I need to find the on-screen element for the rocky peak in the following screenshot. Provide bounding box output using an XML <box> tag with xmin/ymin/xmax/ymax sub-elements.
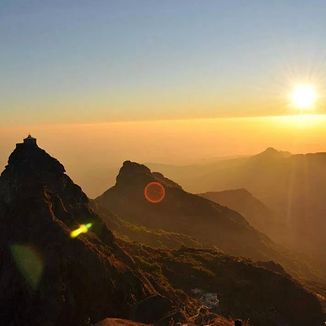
<box><xmin>0</xmin><ymin>139</ymin><xmax>160</xmax><ymax>325</ymax></box>
<box><xmin>0</xmin><ymin>136</ymin><xmax>87</xmax><ymax>221</ymax></box>
<box><xmin>116</xmin><ymin>161</ymin><xmax>151</xmax><ymax>184</ymax></box>
<box><xmin>257</xmin><ymin>147</ymin><xmax>281</xmax><ymax>158</ymax></box>
<box><xmin>115</xmin><ymin>160</ymin><xmax>182</xmax><ymax>190</ymax></box>
<box><xmin>2</xmin><ymin>136</ymin><xmax>65</xmax><ymax>179</ymax></box>
<box><xmin>263</xmin><ymin>147</ymin><xmax>279</xmax><ymax>154</ymax></box>
<box><xmin>252</xmin><ymin>147</ymin><xmax>291</xmax><ymax>161</ymax></box>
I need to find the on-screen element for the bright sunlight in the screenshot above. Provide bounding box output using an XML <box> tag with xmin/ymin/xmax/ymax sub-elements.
<box><xmin>290</xmin><ymin>84</ymin><xmax>317</xmax><ymax>110</ymax></box>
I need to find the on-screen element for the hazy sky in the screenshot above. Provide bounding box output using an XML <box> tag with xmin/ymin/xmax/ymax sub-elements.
<box><xmin>1</xmin><ymin>1</ymin><xmax>326</xmax><ymax>196</ymax></box>
<box><xmin>1</xmin><ymin>0</ymin><xmax>326</xmax><ymax>124</ymax></box>
<box><xmin>1</xmin><ymin>116</ymin><xmax>326</xmax><ymax>197</ymax></box>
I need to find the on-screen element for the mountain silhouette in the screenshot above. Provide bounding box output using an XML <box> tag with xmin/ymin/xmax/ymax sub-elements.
<box><xmin>0</xmin><ymin>137</ymin><xmax>172</xmax><ymax>325</ymax></box>
<box><xmin>0</xmin><ymin>138</ymin><xmax>323</xmax><ymax>325</ymax></box>
<box><xmin>96</xmin><ymin>161</ymin><xmax>279</xmax><ymax>261</ymax></box>
<box><xmin>147</xmin><ymin>149</ymin><xmax>326</xmax><ymax>274</ymax></box>
<box><xmin>96</xmin><ymin>160</ymin><xmax>326</xmax><ymax>288</ymax></box>
<box><xmin>199</xmin><ymin>189</ymin><xmax>287</xmax><ymax>243</ymax></box>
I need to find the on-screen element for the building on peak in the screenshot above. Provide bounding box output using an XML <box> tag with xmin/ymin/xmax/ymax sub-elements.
<box><xmin>23</xmin><ymin>134</ymin><xmax>37</xmax><ymax>146</ymax></box>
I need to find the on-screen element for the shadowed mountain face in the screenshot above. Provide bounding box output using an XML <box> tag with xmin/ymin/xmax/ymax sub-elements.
<box><xmin>0</xmin><ymin>138</ymin><xmax>174</xmax><ymax>325</ymax></box>
<box><xmin>199</xmin><ymin>189</ymin><xmax>288</xmax><ymax>244</ymax></box>
<box><xmin>148</xmin><ymin>148</ymin><xmax>326</xmax><ymax>268</ymax></box>
<box><xmin>91</xmin><ymin>200</ymin><xmax>204</xmax><ymax>250</ymax></box>
<box><xmin>95</xmin><ymin>161</ymin><xmax>326</xmax><ymax>288</ymax></box>
<box><xmin>98</xmin><ymin>160</ymin><xmax>326</xmax><ymax>289</ymax></box>
<box><xmin>121</xmin><ymin>243</ymin><xmax>324</xmax><ymax>326</ymax></box>
<box><xmin>96</xmin><ymin>161</ymin><xmax>280</xmax><ymax>261</ymax></box>
<box><xmin>0</xmin><ymin>139</ymin><xmax>324</xmax><ymax>325</ymax></box>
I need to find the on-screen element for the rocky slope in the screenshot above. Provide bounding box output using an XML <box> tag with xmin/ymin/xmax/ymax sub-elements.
<box><xmin>121</xmin><ymin>243</ymin><xmax>323</xmax><ymax>326</ymax></box>
<box><xmin>149</xmin><ymin>148</ymin><xmax>326</xmax><ymax>269</ymax></box>
<box><xmin>0</xmin><ymin>138</ymin><xmax>189</xmax><ymax>325</ymax></box>
<box><xmin>0</xmin><ymin>138</ymin><xmax>323</xmax><ymax>325</ymax></box>
<box><xmin>199</xmin><ymin>189</ymin><xmax>287</xmax><ymax>244</ymax></box>
<box><xmin>91</xmin><ymin>201</ymin><xmax>203</xmax><ymax>250</ymax></box>
<box><xmin>96</xmin><ymin>161</ymin><xmax>281</xmax><ymax>261</ymax></box>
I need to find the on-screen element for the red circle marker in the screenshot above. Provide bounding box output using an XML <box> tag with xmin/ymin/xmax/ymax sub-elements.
<box><xmin>144</xmin><ymin>182</ymin><xmax>166</xmax><ymax>204</ymax></box>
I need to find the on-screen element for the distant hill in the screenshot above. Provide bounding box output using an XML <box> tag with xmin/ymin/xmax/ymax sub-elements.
<box><xmin>95</xmin><ymin>161</ymin><xmax>326</xmax><ymax>289</ymax></box>
<box><xmin>147</xmin><ymin>148</ymin><xmax>326</xmax><ymax>269</ymax></box>
<box><xmin>199</xmin><ymin>189</ymin><xmax>288</xmax><ymax>244</ymax></box>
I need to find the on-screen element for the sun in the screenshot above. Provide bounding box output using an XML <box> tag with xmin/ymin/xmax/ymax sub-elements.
<box><xmin>290</xmin><ymin>84</ymin><xmax>317</xmax><ymax>110</ymax></box>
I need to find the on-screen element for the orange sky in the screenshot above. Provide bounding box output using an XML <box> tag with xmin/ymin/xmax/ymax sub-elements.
<box><xmin>1</xmin><ymin>115</ymin><xmax>326</xmax><ymax>197</ymax></box>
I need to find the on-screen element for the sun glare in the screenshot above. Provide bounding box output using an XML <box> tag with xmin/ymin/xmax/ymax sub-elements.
<box><xmin>290</xmin><ymin>84</ymin><xmax>317</xmax><ymax>110</ymax></box>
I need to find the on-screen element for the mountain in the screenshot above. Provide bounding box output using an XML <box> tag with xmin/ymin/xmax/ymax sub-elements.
<box><xmin>122</xmin><ymin>243</ymin><xmax>324</xmax><ymax>326</ymax></box>
<box><xmin>0</xmin><ymin>136</ymin><xmax>186</xmax><ymax>325</ymax></box>
<box><xmin>0</xmin><ymin>137</ymin><xmax>324</xmax><ymax>325</ymax></box>
<box><xmin>96</xmin><ymin>161</ymin><xmax>281</xmax><ymax>262</ymax></box>
<box><xmin>147</xmin><ymin>148</ymin><xmax>291</xmax><ymax>195</ymax></box>
<box><xmin>95</xmin><ymin>160</ymin><xmax>326</xmax><ymax>290</ymax></box>
<box><xmin>147</xmin><ymin>148</ymin><xmax>326</xmax><ymax>270</ymax></box>
<box><xmin>199</xmin><ymin>189</ymin><xmax>287</xmax><ymax>243</ymax></box>
<box><xmin>91</xmin><ymin>200</ymin><xmax>204</xmax><ymax>250</ymax></box>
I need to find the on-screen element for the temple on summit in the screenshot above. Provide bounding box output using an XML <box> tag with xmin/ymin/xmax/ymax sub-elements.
<box><xmin>23</xmin><ymin>134</ymin><xmax>37</xmax><ymax>146</ymax></box>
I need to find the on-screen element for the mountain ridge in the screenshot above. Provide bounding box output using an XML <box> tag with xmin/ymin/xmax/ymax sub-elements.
<box><xmin>0</xmin><ymin>138</ymin><xmax>177</xmax><ymax>325</ymax></box>
<box><xmin>146</xmin><ymin>148</ymin><xmax>326</xmax><ymax>271</ymax></box>
<box><xmin>0</xmin><ymin>138</ymin><xmax>324</xmax><ymax>325</ymax></box>
<box><xmin>199</xmin><ymin>188</ymin><xmax>287</xmax><ymax>244</ymax></box>
<box><xmin>96</xmin><ymin>160</ymin><xmax>275</xmax><ymax>260</ymax></box>
<box><xmin>95</xmin><ymin>160</ymin><xmax>326</xmax><ymax>289</ymax></box>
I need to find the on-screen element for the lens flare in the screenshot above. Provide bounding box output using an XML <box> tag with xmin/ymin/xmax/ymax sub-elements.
<box><xmin>70</xmin><ymin>223</ymin><xmax>93</xmax><ymax>238</ymax></box>
<box><xmin>10</xmin><ymin>244</ymin><xmax>43</xmax><ymax>290</ymax></box>
<box><xmin>144</xmin><ymin>182</ymin><xmax>166</xmax><ymax>204</ymax></box>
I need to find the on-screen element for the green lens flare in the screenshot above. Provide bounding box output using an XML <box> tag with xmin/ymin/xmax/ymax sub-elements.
<box><xmin>10</xmin><ymin>244</ymin><xmax>43</xmax><ymax>290</ymax></box>
<box><xmin>70</xmin><ymin>223</ymin><xmax>93</xmax><ymax>238</ymax></box>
